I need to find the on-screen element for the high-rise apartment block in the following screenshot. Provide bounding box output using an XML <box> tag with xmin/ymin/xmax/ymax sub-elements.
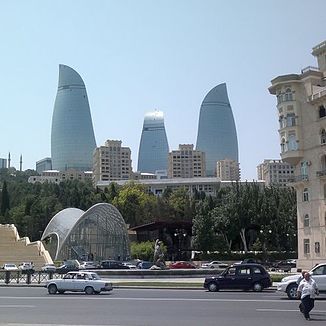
<box><xmin>216</xmin><ymin>159</ymin><xmax>240</xmax><ymax>181</ymax></box>
<box><xmin>93</xmin><ymin>140</ymin><xmax>132</xmax><ymax>184</ymax></box>
<box><xmin>36</xmin><ymin>158</ymin><xmax>52</xmax><ymax>174</ymax></box>
<box><xmin>168</xmin><ymin>144</ymin><xmax>205</xmax><ymax>178</ymax></box>
<box><xmin>269</xmin><ymin>40</ymin><xmax>326</xmax><ymax>269</ymax></box>
<box><xmin>0</xmin><ymin>158</ymin><xmax>7</xmax><ymax>169</ymax></box>
<box><xmin>51</xmin><ymin>65</ymin><xmax>97</xmax><ymax>171</ymax></box>
<box><xmin>196</xmin><ymin>83</ymin><xmax>238</xmax><ymax>176</ymax></box>
<box><xmin>257</xmin><ymin>159</ymin><xmax>294</xmax><ymax>187</ymax></box>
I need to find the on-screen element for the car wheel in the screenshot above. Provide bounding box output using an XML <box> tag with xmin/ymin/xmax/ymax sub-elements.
<box><xmin>286</xmin><ymin>283</ymin><xmax>298</xmax><ymax>300</ymax></box>
<box><xmin>207</xmin><ymin>282</ymin><xmax>218</xmax><ymax>292</ymax></box>
<box><xmin>210</xmin><ymin>266</ymin><xmax>215</xmax><ymax>269</ymax></box>
<box><xmin>253</xmin><ymin>282</ymin><xmax>263</xmax><ymax>292</ymax></box>
<box><xmin>85</xmin><ymin>286</ymin><xmax>94</xmax><ymax>295</ymax></box>
<box><xmin>48</xmin><ymin>284</ymin><xmax>57</xmax><ymax>295</ymax></box>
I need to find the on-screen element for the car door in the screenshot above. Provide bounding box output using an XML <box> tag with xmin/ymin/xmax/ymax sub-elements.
<box><xmin>311</xmin><ymin>265</ymin><xmax>326</xmax><ymax>291</ymax></box>
<box><xmin>220</xmin><ymin>267</ymin><xmax>237</xmax><ymax>289</ymax></box>
<box><xmin>233</xmin><ymin>266</ymin><xmax>252</xmax><ymax>289</ymax></box>
<box><xmin>72</xmin><ymin>273</ymin><xmax>87</xmax><ymax>291</ymax></box>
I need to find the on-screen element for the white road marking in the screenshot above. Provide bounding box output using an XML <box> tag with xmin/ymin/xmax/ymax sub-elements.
<box><xmin>257</xmin><ymin>308</ymin><xmax>326</xmax><ymax>313</ymax></box>
<box><xmin>0</xmin><ymin>305</ymin><xmax>35</xmax><ymax>308</ymax></box>
<box><xmin>0</xmin><ymin>296</ymin><xmax>305</xmax><ymax>303</ymax></box>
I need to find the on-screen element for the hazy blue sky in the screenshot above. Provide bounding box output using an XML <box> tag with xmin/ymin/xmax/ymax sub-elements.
<box><xmin>1</xmin><ymin>0</ymin><xmax>325</xmax><ymax>180</ymax></box>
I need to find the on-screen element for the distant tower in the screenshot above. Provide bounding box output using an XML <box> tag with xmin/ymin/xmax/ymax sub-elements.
<box><xmin>137</xmin><ymin>111</ymin><xmax>169</xmax><ymax>173</ymax></box>
<box><xmin>51</xmin><ymin>64</ymin><xmax>97</xmax><ymax>171</ymax></box>
<box><xmin>19</xmin><ymin>154</ymin><xmax>22</xmax><ymax>171</ymax></box>
<box><xmin>196</xmin><ymin>83</ymin><xmax>238</xmax><ymax>176</ymax></box>
<box><xmin>8</xmin><ymin>152</ymin><xmax>11</xmax><ymax>168</ymax></box>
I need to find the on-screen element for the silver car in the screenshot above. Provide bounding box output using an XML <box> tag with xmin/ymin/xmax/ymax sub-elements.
<box><xmin>45</xmin><ymin>271</ymin><xmax>113</xmax><ymax>295</ymax></box>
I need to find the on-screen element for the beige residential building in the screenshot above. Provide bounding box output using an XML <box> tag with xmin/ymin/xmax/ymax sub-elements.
<box><xmin>269</xmin><ymin>40</ymin><xmax>326</xmax><ymax>269</ymax></box>
<box><xmin>93</xmin><ymin>140</ymin><xmax>132</xmax><ymax>184</ymax></box>
<box><xmin>216</xmin><ymin>159</ymin><xmax>240</xmax><ymax>181</ymax></box>
<box><xmin>168</xmin><ymin>144</ymin><xmax>205</xmax><ymax>178</ymax></box>
<box><xmin>257</xmin><ymin>159</ymin><xmax>294</xmax><ymax>187</ymax></box>
<box><xmin>28</xmin><ymin>169</ymin><xmax>92</xmax><ymax>184</ymax></box>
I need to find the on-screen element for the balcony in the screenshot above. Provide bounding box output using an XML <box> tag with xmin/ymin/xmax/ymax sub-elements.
<box><xmin>316</xmin><ymin>169</ymin><xmax>326</xmax><ymax>178</ymax></box>
<box><xmin>288</xmin><ymin>174</ymin><xmax>309</xmax><ymax>183</ymax></box>
<box><xmin>307</xmin><ymin>87</ymin><xmax>326</xmax><ymax>103</ymax></box>
<box><xmin>281</xmin><ymin>149</ymin><xmax>304</xmax><ymax>165</ymax></box>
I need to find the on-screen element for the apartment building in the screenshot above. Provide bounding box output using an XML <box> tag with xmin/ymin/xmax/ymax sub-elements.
<box><xmin>93</xmin><ymin>140</ymin><xmax>132</xmax><ymax>184</ymax></box>
<box><xmin>168</xmin><ymin>144</ymin><xmax>205</xmax><ymax>178</ymax></box>
<box><xmin>269</xmin><ymin>40</ymin><xmax>326</xmax><ymax>269</ymax></box>
<box><xmin>257</xmin><ymin>159</ymin><xmax>294</xmax><ymax>187</ymax></box>
<box><xmin>216</xmin><ymin>158</ymin><xmax>240</xmax><ymax>181</ymax></box>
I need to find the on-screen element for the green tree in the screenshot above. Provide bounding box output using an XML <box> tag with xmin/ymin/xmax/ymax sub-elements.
<box><xmin>192</xmin><ymin>201</ymin><xmax>218</xmax><ymax>253</ymax></box>
<box><xmin>1</xmin><ymin>180</ymin><xmax>10</xmax><ymax>216</ymax></box>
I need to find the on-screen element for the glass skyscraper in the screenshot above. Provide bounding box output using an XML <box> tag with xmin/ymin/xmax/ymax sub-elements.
<box><xmin>51</xmin><ymin>65</ymin><xmax>97</xmax><ymax>171</ymax></box>
<box><xmin>196</xmin><ymin>83</ymin><xmax>238</xmax><ymax>176</ymax></box>
<box><xmin>137</xmin><ymin>111</ymin><xmax>169</xmax><ymax>173</ymax></box>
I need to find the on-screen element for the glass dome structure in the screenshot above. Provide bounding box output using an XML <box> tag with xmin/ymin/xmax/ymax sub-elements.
<box><xmin>41</xmin><ymin>203</ymin><xmax>130</xmax><ymax>261</ymax></box>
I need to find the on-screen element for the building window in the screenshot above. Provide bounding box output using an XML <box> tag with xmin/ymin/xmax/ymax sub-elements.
<box><xmin>319</xmin><ymin>105</ymin><xmax>326</xmax><ymax>118</ymax></box>
<box><xmin>303</xmin><ymin>239</ymin><xmax>310</xmax><ymax>254</ymax></box>
<box><xmin>304</xmin><ymin>214</ymin><xmax>310</xmax><ymax>227</ymax></box>
<box><xmin>315</xmin><ymin>242</ymin><xmax>320</xmax><ymax>254</ymax></box>
<box><xmin>284</xmin><ymin>88</ymin><xmax>293</xmax><ymax>101</ymax></box>
<box><xmin>281</xmin><ymin>138</ymin><xmax>286</xmax><ymax>153</ymax></box>
<box><xmin>300</xmin><ymin>161</ymin><xmax>309</xmax><ymax>177</ymax></box>
<box><xmin>288</xmin><ymin>134</ymin><xmax>298</xmax><ymax>150</ymax></box>
<box><xmin>279</xmin><ymin>115</ymin><xmax>284</xmax><ymax>129</ymax></box>
<box><xmin>321</xmin><ymin>129</ymin><xmax>326</xmax><ymax>144</ymax></box>
<box><xmin>303</xmin><ymin>188</ymin><xmax>309</xmax><ymax>202</ymax></box>
<box><xmin>286</xmin><ymin>113</ymin><xmax>296</xmax><ymax>127</ymax></box>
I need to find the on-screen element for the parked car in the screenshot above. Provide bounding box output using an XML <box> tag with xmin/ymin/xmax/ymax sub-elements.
<box><xmin>234</xmin><ymin>258</ymin><xmax>260</xmax><ymax>265</ymax></box>
<box><xmin>100</xmin><ymin>260</ymin><xmax>130</xmax><ymax>269</ymax></box>
<box><xmin>273</xmin><ymin>259</ymin><xmax>296</xmax><ymax>272</ymax></box>
<box><xmin>18</xmin><ymin>262</ymin><xmax>35</xmax><ymax>273</ymax></box>
<box><xmin>41</xmin><ymin>263</ymin><xmax>57</xmax><ymax>273</ymax></box>
<box><xmin>79</xmin><ymin>261</ymin><xmax>99</xmax><ymax>270</ymax></box>
<box><xmin>169</xmin><ymin>261</ymin><xmax>197</xmax><ymax>269</ymax></box>
<box><xmin>45</xmin><ymin>271</ymin><xmax>113</xmax><ymax>295</ymax></box>
<box><xmin>204</xmin><ymin>263</ymin><xmax>272</xmax><ymax>292</ymax></box>
<box><xmin>277</xmin><ymin>263</ymin><xmax>326</xmax><ymax>299</ymax></box>
<box><xmin>56</xmin><ymin>264</ymin><xmax>79</xmax><ymax>274</ymax></box>
<box><xmin>2</xmin><ymin>263</ymin><xmax>18</xmax><ymax>271</ymax></box>
<box><xmin>136</xmin><ymin>261</ymin><xmax>154</xmax><ymax>269</ymax></box>
<box><xmin>122</xmin><ymin>262</ymin><xmax>137</xmax><ymax>269</ymax></box>
<box><xmin>201</xmin><ymin>261</ymin><xmax>229</xmax><ymax>269</ymax></box>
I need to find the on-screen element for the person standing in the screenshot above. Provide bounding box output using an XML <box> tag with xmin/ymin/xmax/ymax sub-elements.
<box><xmin>297</xmin><ymin>272</ymin><xmax>319</xmax><ymax>320</ymax></box>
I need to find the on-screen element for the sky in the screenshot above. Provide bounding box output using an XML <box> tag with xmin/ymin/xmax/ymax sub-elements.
<box><xmin>1</xmin><ymin>0</ymin><xmax>326</xmax><ymax>180</ymax></box>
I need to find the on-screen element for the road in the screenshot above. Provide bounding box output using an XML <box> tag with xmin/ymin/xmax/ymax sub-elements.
<box><xmin>0</xmin><ymin>287</ymin><xmax>325</xmax><ymax>326</ymax></box>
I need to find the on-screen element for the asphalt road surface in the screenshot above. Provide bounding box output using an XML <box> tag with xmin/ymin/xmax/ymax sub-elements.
<box><xmin>0</xmin><ymin>287</ymin><xmax>325</xmax><ymax>326</ymax></box>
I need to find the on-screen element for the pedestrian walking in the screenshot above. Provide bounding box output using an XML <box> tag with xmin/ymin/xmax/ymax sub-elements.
<box><xmin>297</xmin><ymin>272</ymin><xmax>319</xmax><ymax>320</ymax></box>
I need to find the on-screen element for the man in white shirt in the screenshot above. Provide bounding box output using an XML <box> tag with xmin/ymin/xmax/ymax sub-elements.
<box><xmin>297</xmin><ymin>272</ymin><xmax>319</xmax><ymax>320</ymax></box>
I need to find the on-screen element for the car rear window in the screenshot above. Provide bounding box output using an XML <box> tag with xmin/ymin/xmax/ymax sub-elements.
<box><xmin>238</xmin><ymin>268</ymin><xmax>251</xmax><ymax>275</ymax></box>
<box><xmin>253</xmin><ymin>267</ymin><xmax>263</xmax><ymax>274</ymax></box>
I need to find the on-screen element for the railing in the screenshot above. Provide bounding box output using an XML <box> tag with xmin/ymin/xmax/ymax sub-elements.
<box><xmin>316</xmin><ymin>170</ymin><xmax>326</xmax><ymax>177</ymax></box>
<box><xmin>308</xmin><ymin>88</ymin><xmax>326</xmax><ymax>102</ymax></box>
<box><xmin>288</xmin><ymin>175</ymin><xmax>309</xmax><ymax>182</ymax></box>
<box><xmin>301</xmin><ymin>66</ymin><xmax>320</xmax><ymax>74</ymax></box>
<box><xmin>0</xmin><ymin>270</ymin><xmax>57</xmax><ymax>284</ymax></box>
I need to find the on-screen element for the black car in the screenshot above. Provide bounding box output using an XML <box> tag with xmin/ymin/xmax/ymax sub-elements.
<box><xmin>204</xmin><ymin>263</ymin><xmax>272</xmax><ymax>292</ymax></box>
<box><xmin>55</xmin><ymin>264</ymin><xmax>79</xmax><ymax>274</ymax></box>
<box><xmin>100</xmin><ymin>260</ymin><xmax>130</xmax><ymax>269</ymax></box>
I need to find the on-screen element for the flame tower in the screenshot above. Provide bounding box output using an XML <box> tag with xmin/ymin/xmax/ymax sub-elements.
<box><xmin>51</xmin><ymin>65</ymin><xmax>96</xmax><ymax>171</ymax></box>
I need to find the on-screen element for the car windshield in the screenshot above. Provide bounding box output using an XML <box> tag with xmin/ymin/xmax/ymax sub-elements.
<box><xmin>6</xmin><ymin>264</ymin><xmax>16</xmax><ymax>267</ymax></box>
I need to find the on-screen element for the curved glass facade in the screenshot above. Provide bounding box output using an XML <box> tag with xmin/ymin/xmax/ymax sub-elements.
<box><xmin>196</xmin><ymin>83</ymin><xmax>238</xmax><ymax>176</ymax></box>
<box><xmin>41</xmin><ymin>203</ymin><xmax>130</xmax><ymax>261</ymax></box>
<box><xmin>51</xmin><ymin>64</ymin><xmax>97</xmax><ymax>171</ymax></box>
<box><xmin>137</xmin><ymin>111</ymin><xmax>169</xmax><ymax>173</ymax></box>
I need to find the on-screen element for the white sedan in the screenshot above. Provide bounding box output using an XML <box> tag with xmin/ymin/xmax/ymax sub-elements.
<box><xmin>201</xmin><ymin>261</ymin><xmax>229</xmax><ymax>269</ymax></box>
<box><xmin>45</xmin><ymin>271</ymin><xmax>113</xmax><ymax>295</ymax></box>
